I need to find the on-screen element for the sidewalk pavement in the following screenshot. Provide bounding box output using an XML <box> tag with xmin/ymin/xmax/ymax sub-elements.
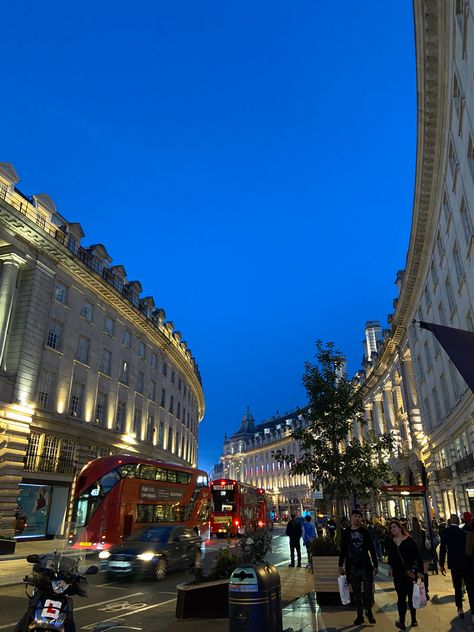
<box><xmin>0</xmin><ymin>538</ymin><xmax>94</xmax><ymax>587</ymax></box>
<box><xmin>0</xmin><ymin>547</ymin><xmax>467</xmax><ymax>632</ymax></box>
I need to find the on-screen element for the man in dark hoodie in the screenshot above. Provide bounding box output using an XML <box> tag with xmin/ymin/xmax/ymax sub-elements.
<box><xmin>286</xmin><ymin>513</ymin><xmax>302</xmax><ymax>567</ymax></box>
<box><xmin>339</xmin><ymin>508</ymin><xmax>378</xmax><ymax>625</ymax></box>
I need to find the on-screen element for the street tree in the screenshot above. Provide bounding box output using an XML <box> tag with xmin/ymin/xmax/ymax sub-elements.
<box><xmin>273</xmin><ymin>340</ymin><xmax>394</xmax><ymax>530</ymax></box>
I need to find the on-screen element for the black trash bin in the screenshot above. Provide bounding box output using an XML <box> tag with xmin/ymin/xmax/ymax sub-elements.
<box><xmin>229</xmin><ymin>563</ymin><xmax>282</xmax><ymax>632</ymax></box>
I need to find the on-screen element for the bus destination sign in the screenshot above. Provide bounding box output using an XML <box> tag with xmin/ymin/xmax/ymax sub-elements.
<box><xmin>140</xmin><ymin>485</ymin><xmax>185</xmax><ymax>501</ymax></box>
<box><xmin>213</xmin><ymin>484</ymin><xmax>234</xmax><ymax>491</ymax></box>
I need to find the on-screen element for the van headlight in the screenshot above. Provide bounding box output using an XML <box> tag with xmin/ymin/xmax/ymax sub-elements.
<box><xmin>99</xmin><ymin>550</ymin><xmax>111</xmax><ymax>559</ymax></box>
<box><xmin>137</xmin><ymin>552</ymin><xmax>155</xmax><ymax>562</ymax></box>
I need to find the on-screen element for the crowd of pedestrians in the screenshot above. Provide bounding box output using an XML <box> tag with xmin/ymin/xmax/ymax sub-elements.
<box><xmin>286</xmin><ymin>508</ymin><xmax>474</xmax><ymax>627</ymax></box>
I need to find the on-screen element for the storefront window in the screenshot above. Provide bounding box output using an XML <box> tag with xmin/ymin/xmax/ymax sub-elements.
<box><xmin>16</xmin><ymin>484</ymin><xmax>52</xmax><ymax>538</ymax></box>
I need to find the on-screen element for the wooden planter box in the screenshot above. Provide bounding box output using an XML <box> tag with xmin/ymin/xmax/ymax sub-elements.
<box><xmin>176</xmin><ymin>579</ymin><xmax>229</xmax><ymax>620</ymax></box>
<box><xmin>0</xmin><ymin>539</ymin><xmax>16</xmax><ymax>555</ymax></box>
<box><xmin>313</xmin><ymin>555</ymin><xmax>342</xmax><ymax>605</ymax></box>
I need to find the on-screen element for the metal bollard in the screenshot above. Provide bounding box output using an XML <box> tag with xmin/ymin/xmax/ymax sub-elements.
<box><xmin>229</xmin><ymin>563</ymin><xmax>282</xmax><ymax>632</ymax></box>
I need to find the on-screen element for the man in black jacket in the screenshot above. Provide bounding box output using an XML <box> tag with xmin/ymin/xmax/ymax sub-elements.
<box><xmin>339</xmin><ymin>509</ymin><xmax>378</xmax><ymax>625</ymax></box>
<box><xmin>286</xmin><ymin>513</ymin><xmax>302</xmax><ymax>567</ymax></box>
<box><xmin>439</xmin><ymin>513</ymin><xmax>474</xmax><ymax>621</ymax></box>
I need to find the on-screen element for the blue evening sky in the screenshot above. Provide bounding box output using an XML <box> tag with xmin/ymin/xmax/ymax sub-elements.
<box><xmin>1</xmin><ymin>2</ymin><xmax>416</xmax><ymax>474</ymax></box>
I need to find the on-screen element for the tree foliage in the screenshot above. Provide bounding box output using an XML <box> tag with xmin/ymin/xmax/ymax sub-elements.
<box><xmin>273</xmin><ymin>341</ymin><xmax>394</xmax><ymax>508</ymax></box>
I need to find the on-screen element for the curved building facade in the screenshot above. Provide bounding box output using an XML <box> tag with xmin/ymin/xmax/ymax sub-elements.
<box><xmin>357</xmin><ymin>0</ymin><xmax>474</xmax><ymax>519</ymax></box>
<box><xmin>0</xmin><ymin>163</ymin><xmax>204</xmax><ymax>538</ymax></box>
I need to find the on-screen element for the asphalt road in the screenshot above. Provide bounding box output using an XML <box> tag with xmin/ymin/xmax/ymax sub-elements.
<box><xmin>0</xmin><ymin>528</ymin><xmax>291</xmax><ymax>631</ymax></box>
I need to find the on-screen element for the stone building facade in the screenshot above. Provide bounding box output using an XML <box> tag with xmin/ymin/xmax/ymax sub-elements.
<box><xmin>357</xmin><ymin>0</ymin><xmax>474</xmax><ymax>519</ymax></box>
<box><xmin>221</xmin><ymin>409</ymin><xmax>313</xmax><ymax>518</ymax></box>
<box><xmin>0</xmin><ymin>163</ymin><xmax>204</xmax><ymax>538</ymax></box>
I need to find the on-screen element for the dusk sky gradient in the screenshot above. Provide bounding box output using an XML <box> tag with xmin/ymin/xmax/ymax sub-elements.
<box><xmin>1</xmin><ymin>2</ymin><xmax>416</xmax><ymax>473</ymax></box>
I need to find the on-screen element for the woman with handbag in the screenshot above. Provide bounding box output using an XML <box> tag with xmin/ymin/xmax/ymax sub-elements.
<box><xmin>387</xmin><ymin>519</ymin><xmax>424</xmax><ymax>630</ymax></box>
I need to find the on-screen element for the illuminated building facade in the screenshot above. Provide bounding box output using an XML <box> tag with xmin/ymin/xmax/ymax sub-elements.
<box><xmin>0</xmin><ymin>163</ymin><xmax>204</xmax><ymax>538</ymax></box>
<box><xmin>356</xmin><ymin>0</ymin><xmax>474</xmax><ymax>519</ymax></box>
<box><xmin>221</xmin><ymin>409</ymin><xmax>313</xmax><ymax>517</ymax></box>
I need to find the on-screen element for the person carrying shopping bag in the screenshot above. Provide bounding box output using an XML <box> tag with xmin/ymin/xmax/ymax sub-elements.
<box><xmin>387</xmin><ymin>519</ymin><xmax>424</xmax><ymax>630</ymax></box>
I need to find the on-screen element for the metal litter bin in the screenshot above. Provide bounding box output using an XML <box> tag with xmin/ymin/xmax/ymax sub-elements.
<box><xmin>229</xmin><ymin>563</ymin><xmax>282</xmax><ymax>632</ymax></box>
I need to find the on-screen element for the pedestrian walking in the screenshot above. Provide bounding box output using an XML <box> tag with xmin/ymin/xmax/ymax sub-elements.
<box><xmin>462</xmin><ymin>511</ymin><xmax>473</xmax><ymax>532</ymax></box>
<box><xmin>387</xmin><ymin>519</ymin><xmax>424</xmax><ymax>630</ymax></box>
<box><xmin>439</xmin><ymin>513</ymin><xmax>474</xmax><ymax>622</ymax></box>
<box><xmin>410</xmin><ymin>516</ymin><xmax>433</xmax><ymax>600</ymax></box>
<box><xmin>338</xmin><ymin>508</ymin><xmax>378</xmax><ymax>625</ymax></box>
<box><xmin>286</xmin><ymin>513</ymin><xmax>302</xmax><ymax>567</ymax></box>
<box><xmin>302</xmin><ymin>514</ymin><xmax>317</xmax><ymax>571</ymax></box>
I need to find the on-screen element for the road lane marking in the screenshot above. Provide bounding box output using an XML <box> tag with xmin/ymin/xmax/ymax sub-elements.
<box><xmin>96</xmin><ymin>584</ymin><xmax>128</xmax><ymax>590</ymax></box>
<box><xmin>75</xmin><ymin>592</ymin><xmax>145</xmax><ymax>611</ymax></box>
<box><xmin>82</xmin><ymin>597</ymin><xmax>177</xmax><ymax>629</ymax></box>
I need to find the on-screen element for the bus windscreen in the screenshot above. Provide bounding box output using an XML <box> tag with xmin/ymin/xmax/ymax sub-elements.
<box><xmin>212</xmin><ymin>485</ymin><xmax>235</xmax><ymax>512</ymax></box>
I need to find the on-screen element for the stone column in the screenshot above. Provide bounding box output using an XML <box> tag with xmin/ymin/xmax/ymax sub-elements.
<box><xmin>0</xmin><ymin>251</ymin><xmax>26</xmax><ymax>368</ymax></box>
<box><xmin>364</xmin><ymin>405</ymin><xmax>374</xmax><ymax>438</ymax></box>
<box><xmin>401</xmin><ymin>350</ymin><xmax>424</xmax><ymax>450</ymax></box>
<box><xmin>372</xmin><ymin>395</ymin><xmax>385</xmax><ymax>436</ymax></box>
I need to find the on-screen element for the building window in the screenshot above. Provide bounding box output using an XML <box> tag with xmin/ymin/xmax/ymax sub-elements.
<box><xmin>438</xmin><ymin>302</ymin><xmax>447</xmax><ymax>325</ymax></box>
<box><xmin>448</xmin><ymin>359</ymin><xmax>461</xmax><ymax>400</ymax></box>
<box><xmin>136</xmin><ymin>371</ymin><xmax>144</xmax><ymax>394</ymax></box>
<box><xmin>436</xmin><ymin>231</ymin><xmax>445</xmax><ymax>263</ymax></box>
<box><xmin>146</xmin><ymin>415</ymin><xmax>154</xmax><ymax>442</ymax></box>
<box><xmin>183</xmin><ymin>407</ymin><xmax>186</xmax><ymax>426</ymax></box>
<box><xmin>452</xmin><ymin>242</ymin><xmax>464</xmax><ymax>285</ymax></box>
<box><xmin>445</xmin><ymin>277</ymin><xmax>456</xmax><ymax>315</ymax></box>
<box><xmin>177</xmin><ymin>401</ymin><xmax>181</xmax><ymax>420</ymax></box>
<box><xmin>176</xmin><ymin>432</ymin><xmax>180</xmax><ymax>456</ymax></box>
<box><xmin>115</xmin><ymin>401</ymin><xmax>127</xmax><ymax>433</ymax></box>
<box><xmin>132</xmin><ymin>406</ymin><xmax>142</xmax><ymax>434</ymax></box>
<box><xmin>138</xmin><ymin>342</ymin><xmax>146</xmax><ymax>359</ymax></box>
<box><xmin>120</xmin><ymin>360</ymin><xmax>130</xmax><ymax>385</ymax></box>
<box><xmin>423</xmin><ymin>285</ymin><xmax>431</xmax><ymax>311</ymax></box>
<box><xmin>123</xmin><ymin>329</ymin><xmax>132</xmax><ymax>348</ymax></box>
<box><xmin>440</xmin><ymin>374</ymin><xmax>450</xmax><ymax>415</ymax></box>
<box><xmin>104</xmin><ymin>316</ymin><xmax>115</xmax><ymax>336</ymax></box>
<box><xmin>460</xmin><ymin>197</ymin><xmax>473</xmax><ymax>246</ymax></box>
<box><xmin>99</xmin><ymin>349</ymin><xmax>112</xmax><ymax>376</ymax></box>
<box><xmin>158</xmin><ymin>421</ymin><xmax>165</xmax><ymax>448</ymax></box>
<box><xmin>430</xmin><ymin>260</ymin><xmax>439</xmax><ymax>289</ymax></box>
<box><xmin>61</xmin><ymin>438</ymin><xmax>77</xmax><ymax>463</ymax></box>
<box><xmin>169</xmin><ymin>395</ymin><xmax>174</xmax><ymax>415</ymax></box>
<box><xmin>468</xmin><ymin>135</ymin><xmax>474</xmax><ymax>181</ymax></box>
<box><xmin>43</xmin><ymin>435</ymin><xmax>59</xmax><ymax>461</ymax></box>
<box><xmin>160</xmin><ymin>387</ymin><xmax>166</xmax><ymax>407</ymax></box>
<box><xmin>75</xmin><ymin>334</ymin><xmax>90</xmax><ymax>364</ymax></box>
<box><xmin>38</xmin><ymin>369</ymin><xmax>56</xmax><ymax>409</ymax></box>
<box><xmin>171</xmin><ymin>370</ymin><xmax>175</xmax><ymax>384</ymax></box>
<box><xmin>80</xmin><ymin>301</ymin><xmax>94</xmax><ymax>321</ymax></box>
<box><xmin>151</xmin><ymin>353</ymin><xmax>157</xmax><ymax>369</ymax></box>
<box><xmin>167</xmin><ymin>427</ymin><xmax>172</xmax><ymax>451</ymax></box>
<box><xmin>149</xmin><ymin>380</ymin><xmax>156</xmax><ymax>402</ymax></box>
<box><xmin>46</xmin><ymin>319</ymin><xmax>63</xmax><ymax>350</ymax></box>
<box><xmin>162</xmin><ymin>362</ymin><xmax>167</xmax><ymax>377</ymax></box>
<box><xmin>95</xmin><ymin>391</ymin><xmax>108</xmax><ymax>426</ymax></box>
<box><xmin>69</xmin><ymin>380</ymin><xmax>85</xmax><ymax>418</ymax></box>
<box><xmin>54</xmin><ymin>281</ymin><xmax>69</xmax><ymax>305</ymax></box>
<box><xmin>424</xmin><ymin>341</ymin><xmax>432</xmax><ymax>372</ymax></box>
<box><xmin>432</xmin><ymin>386</ymin><xmax>442</xmax><ymax>422</ymax></box>
<box><xmin>466</xmin><ymin>311</ymin><xmax>474</xmax><ymax>332</ymax></box>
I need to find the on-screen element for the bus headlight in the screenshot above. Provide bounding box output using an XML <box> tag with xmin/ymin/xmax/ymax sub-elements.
<box><xmin>137</xmin><ymin>552</ymin><xmax>155</xmax><ymax>562</ymax></box>
<box><xmin>99</xmin><ymin>551</ymin><xmax>111</xmax><ymax>559</ymax></box>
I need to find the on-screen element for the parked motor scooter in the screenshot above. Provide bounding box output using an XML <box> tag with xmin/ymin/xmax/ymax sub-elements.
<box><xmin>14</xmin><ymin>552</ymin><xmax>98</xmax><ymax>632</ymax></box>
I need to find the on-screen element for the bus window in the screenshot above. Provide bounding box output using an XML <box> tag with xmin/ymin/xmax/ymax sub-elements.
<box><xmin>118</xmin><ymin>464</ymin><xmax>138</xmax><ymax>478</ymax></box>
<box><xmin>177</xmin><ymin>471</ymin><xmax>191</xmax><ymax>484</ymax></box>
<box><xmin>156</xmin><ymin>468</ymin><xmax>167</xmax><ymax>481</ymax></box>
<box><xmin>140</xmin><ymin>465</ymin><xmax>156</xmax><ymax>480</ymax></box>
<box><xmin>100</xmin><ymin>470</ymin><xmax>120</xmax><ymax>493</ymax></box>
<box><xmin>213</xmin><ymin>488</ymin><xmax>235</xmax><ymax>512</ymax></box>
<box><xmin>167</xmin><ymin>470</ymin><xmax>177</xmax><ymax>483</ymax></box>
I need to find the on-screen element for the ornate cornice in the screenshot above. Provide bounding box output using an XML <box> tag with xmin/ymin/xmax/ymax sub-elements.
<box><xmin>362</xmin><ymin>0</ymin><xmax>449</xmax><ymax>394</ymax></box>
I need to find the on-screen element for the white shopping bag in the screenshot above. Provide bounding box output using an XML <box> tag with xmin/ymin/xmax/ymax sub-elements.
<box><xmin>338</xmin><ymin>575</ymin><xmax>351</xmax><ymax>605</ymax></box>
<box><xmin>412</xmin><ymin>581</ymin><xmax>425</xmax><ymax>609</ymax></box>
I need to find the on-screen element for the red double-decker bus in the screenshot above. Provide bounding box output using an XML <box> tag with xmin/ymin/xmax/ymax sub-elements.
<box><xmin>69</xmin><ymin>455</ymin><xmax>211</xmax><ymax>550</ymax></box>
<box><xmin>210</xmin><ymin>479</ymin><xmax>273</xmax><ymax>537</ymax></box>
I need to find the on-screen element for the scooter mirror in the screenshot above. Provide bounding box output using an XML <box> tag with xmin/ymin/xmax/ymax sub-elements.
<box><xmin>85</xmin><ymin>565</ymin><xmax>99</xmax><ymax>575</ymax></box>
<box><xmin>26</xmin><ymin>555</ymin><xmax>41</xmax><ymax>564</ymax></box>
